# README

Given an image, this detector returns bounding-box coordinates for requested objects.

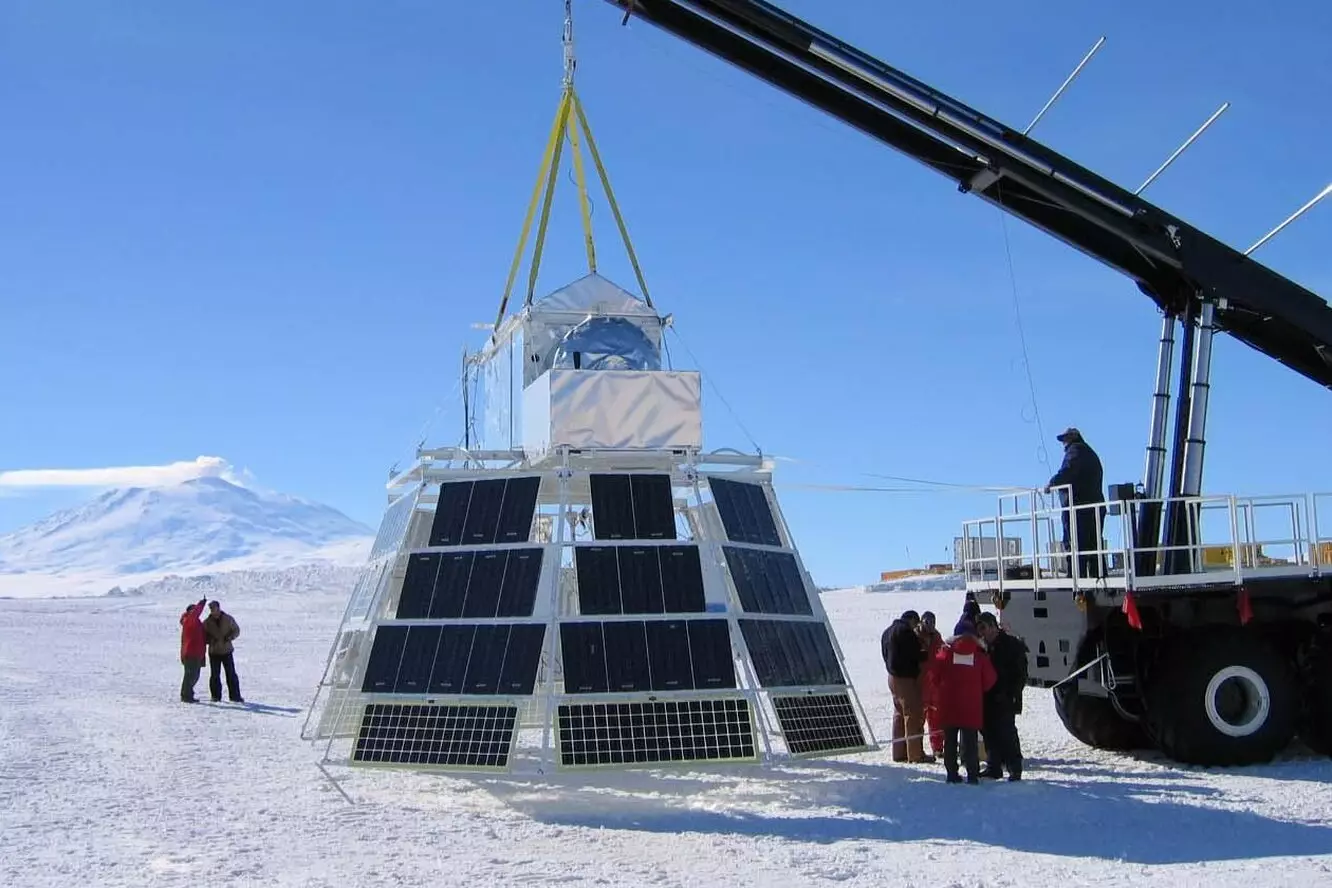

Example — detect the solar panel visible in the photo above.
[723,546,813,615]
[429,477,541,547]
[496,547,543,617]
[708,476,781,546]
[353,702,518,768]
[427,552,474,619]
[738,619,845,687]
[602,620,651,691]
[395,548,544,621]
[771,692,869,755]
[559,618,735,693]
[395,553,441,619]
[556,698,757,767]
[574,543,706,615]
[495,475,540,542]
[461,478,506,545]
[618,547,664,613]
[660,544,707,612]
[589,473,678,541]
[394,625,442,693]
[429,481,472,547]
[589,473,635,540]
[360,622,547,696]
[360,625,408,692]
[427,624,475,694]
[559,621,609,693]
[630,474,676,540]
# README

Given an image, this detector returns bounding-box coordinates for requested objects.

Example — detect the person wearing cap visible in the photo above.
[1044,427,1106,579]
[932,618,997,784]
[976,612,1029,781]
[881,610,934,763]
[178,597,208,703]
[203,600,244,704]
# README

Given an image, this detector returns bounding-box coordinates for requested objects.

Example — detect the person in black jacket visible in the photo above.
[975,612,1028,780]
[881,610,934,764]
[1045,427,1106,578]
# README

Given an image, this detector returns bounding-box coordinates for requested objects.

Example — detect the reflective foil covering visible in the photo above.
[474,273,668,451]
[551,317,661,372]
[523,369,702,455]
[523,274,663,386]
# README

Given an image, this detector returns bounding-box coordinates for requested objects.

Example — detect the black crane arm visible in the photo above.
[605,0,1332,389]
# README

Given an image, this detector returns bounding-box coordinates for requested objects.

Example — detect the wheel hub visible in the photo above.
[1204,665,1270,737]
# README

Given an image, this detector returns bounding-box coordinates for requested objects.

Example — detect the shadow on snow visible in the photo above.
[465,756,1332,865]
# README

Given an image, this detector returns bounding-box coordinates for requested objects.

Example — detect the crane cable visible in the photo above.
[493,0,653,333]
[996,181,1052,475]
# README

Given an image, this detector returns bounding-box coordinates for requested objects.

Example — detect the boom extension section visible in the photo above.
[606,0,1332,388]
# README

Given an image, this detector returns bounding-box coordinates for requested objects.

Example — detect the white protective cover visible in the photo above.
[522,369,702,456]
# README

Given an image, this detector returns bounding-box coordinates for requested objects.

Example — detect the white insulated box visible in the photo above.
[522,369,703,456]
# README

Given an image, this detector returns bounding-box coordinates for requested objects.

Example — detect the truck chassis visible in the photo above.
[962,490,1332,765]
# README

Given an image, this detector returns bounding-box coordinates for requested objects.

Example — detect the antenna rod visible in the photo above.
[1023,36,1105,136]
[1134,101,1230,195]
[1244,182,1332,256]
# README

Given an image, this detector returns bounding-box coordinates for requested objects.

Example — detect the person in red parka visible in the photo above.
[933,618,997,784]
[917,611,945,757]
[179,597,208,703]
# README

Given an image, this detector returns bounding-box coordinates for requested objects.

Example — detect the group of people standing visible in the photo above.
[179,598,245,704]
[881,595,1028,783]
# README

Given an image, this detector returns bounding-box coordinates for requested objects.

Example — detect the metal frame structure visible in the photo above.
[304,444,878,773]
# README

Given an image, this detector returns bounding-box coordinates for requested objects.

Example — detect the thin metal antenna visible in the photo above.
[1134,102,1230,195]
[1244,182,1332,256]
[1023,36,1105,136]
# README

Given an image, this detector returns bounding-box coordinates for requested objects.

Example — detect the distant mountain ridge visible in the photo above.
[0,476,373,598]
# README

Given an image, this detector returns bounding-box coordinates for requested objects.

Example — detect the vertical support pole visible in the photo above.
[1176,299,1216,575]
[1135,312,1176,577]
[1164,298,1198,575]
[1180,300,1216,498]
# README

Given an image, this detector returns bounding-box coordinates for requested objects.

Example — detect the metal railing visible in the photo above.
[958,487,1332,595]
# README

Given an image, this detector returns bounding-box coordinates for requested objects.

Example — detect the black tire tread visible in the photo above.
[1053,682,1152,751]
[1144,629,1298,767]
[1298,634,1332,757]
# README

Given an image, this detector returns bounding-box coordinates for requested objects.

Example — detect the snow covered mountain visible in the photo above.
[0,476,374,598]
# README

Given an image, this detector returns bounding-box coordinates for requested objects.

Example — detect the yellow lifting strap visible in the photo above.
[492,8,654,333]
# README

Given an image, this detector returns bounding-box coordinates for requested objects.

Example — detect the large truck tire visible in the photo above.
[1298,634,1332,756]
[1053,681,1152,751]
[1144,628,1298,766]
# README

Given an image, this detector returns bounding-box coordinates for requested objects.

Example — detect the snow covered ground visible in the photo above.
[3,580,1330,887]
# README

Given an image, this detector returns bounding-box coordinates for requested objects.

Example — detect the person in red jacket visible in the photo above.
[179,597,208,703]
[917,611,945,757]
[933,619,997,784]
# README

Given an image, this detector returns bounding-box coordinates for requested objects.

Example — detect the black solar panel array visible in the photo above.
[574,544,707,615]
[559,618,736,693]
[360,623,547,696]
[354,474,548,769]
[429,476,541,547]
[722,546,812,615]
[708,476,781,546]
[352,702,518,768]
[771,692,868,755]
[556,699,757,767]
[396,547,544,619]
[589,473,677,540]
[739,619,845,687]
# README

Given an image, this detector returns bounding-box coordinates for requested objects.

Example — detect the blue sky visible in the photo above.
[2,0,1330,587]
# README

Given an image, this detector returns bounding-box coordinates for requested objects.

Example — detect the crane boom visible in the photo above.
[605,0,1332,388]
